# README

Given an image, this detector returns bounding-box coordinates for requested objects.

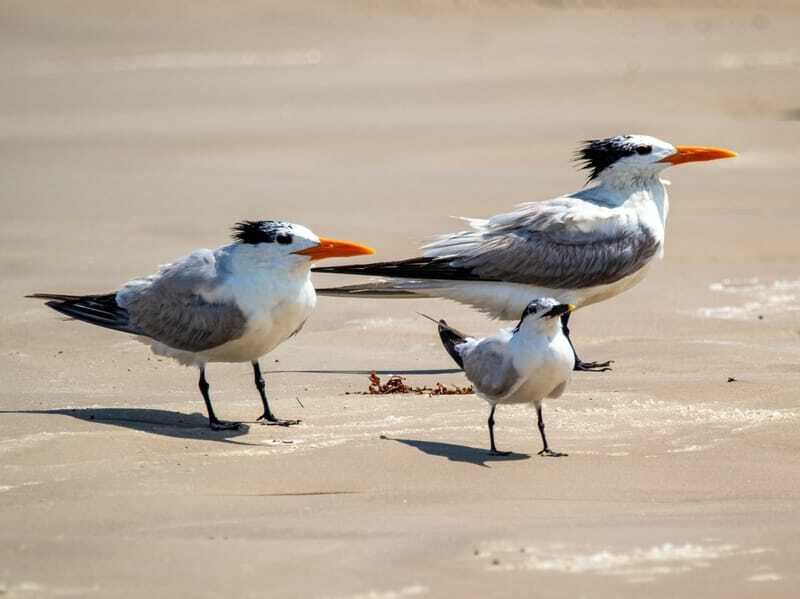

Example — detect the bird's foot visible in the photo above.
[574,359,613,372]
[257,414,301,427]
[489,449,512,457]
[209,420,242,431]
[537,448,568,457]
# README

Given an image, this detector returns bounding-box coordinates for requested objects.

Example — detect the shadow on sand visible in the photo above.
[384,436,529,467]
[267,368,461,376]
[0,408,258,445]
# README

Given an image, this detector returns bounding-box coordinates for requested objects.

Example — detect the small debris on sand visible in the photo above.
[351,372,473,396]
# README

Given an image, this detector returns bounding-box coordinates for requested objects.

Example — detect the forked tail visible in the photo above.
[316,281,423,298]
[26,292,137,335]
[418,312,468,370]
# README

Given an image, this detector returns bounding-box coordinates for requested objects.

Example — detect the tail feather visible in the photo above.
[27,292,138,335]
[313,256,485,282]
[316,281,425,298]
[417,313,467,370]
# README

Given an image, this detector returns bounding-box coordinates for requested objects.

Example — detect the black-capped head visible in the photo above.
[232,220,297,246]
[514,298,575,333]
[576,134,677,182]
[230,220,374,267]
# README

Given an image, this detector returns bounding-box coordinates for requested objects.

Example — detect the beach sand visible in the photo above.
[1,1,799,597]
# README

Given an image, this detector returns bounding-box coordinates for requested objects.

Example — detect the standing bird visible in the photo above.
[423,298,575,456]
[315,135,737,371]
[28,221,374,430]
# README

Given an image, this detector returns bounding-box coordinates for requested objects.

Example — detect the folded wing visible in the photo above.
[316,197,661,290]
[117,249,248,352]
[462,338,521,399]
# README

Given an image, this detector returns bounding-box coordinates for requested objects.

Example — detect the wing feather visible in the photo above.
[316,195,661,290]
[462,338,521,399]
[424,197,661,289]
[117,249,247,352]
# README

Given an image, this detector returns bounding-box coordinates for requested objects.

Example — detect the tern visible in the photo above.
[316,135,737,371]
[28,221,374,430]
[422,298,575,456]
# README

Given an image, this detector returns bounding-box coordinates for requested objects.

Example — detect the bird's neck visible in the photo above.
[588,172,669,229]
[513,319,562,345]
[223,245,309,275]
[220,247,314,320]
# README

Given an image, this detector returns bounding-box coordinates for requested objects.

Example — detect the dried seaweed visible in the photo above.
[345,372,473,396]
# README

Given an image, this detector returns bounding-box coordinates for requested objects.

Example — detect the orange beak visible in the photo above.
[293,237,375,261]
[659,145,738,165]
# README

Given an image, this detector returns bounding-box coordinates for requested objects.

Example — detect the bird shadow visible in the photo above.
[384,436,529,467]
[0,408,258,445]
[268,368,461,375]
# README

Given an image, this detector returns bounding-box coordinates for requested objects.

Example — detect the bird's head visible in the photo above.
[514,298,574,335]
[231,220,374,269]
[577,134,737,184]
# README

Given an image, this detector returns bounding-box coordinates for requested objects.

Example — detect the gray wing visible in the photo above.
[116,249,247,352]
[462,338,520,399]
[423,196,661,289]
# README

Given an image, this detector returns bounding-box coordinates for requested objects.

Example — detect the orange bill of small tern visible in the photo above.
[659,145,738,165]
[294,237,375,261]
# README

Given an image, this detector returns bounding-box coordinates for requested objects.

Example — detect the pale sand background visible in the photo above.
[1,1,799,597]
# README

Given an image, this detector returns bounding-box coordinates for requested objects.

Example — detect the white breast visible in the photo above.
[200,274,316,364]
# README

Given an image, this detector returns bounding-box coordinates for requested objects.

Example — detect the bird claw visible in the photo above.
[537,448,568,457]
[574,360,613,372]
[489,449,512,457]
[209,420,242,431]
[257,415,301,427]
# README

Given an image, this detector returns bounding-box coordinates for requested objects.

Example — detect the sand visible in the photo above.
[1,1,799,597]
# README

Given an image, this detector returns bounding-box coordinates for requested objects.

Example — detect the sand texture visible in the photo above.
[1,2,799,597]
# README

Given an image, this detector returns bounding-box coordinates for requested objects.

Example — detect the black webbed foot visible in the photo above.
[537,448,568,457]
[257,414,301,427]
[489,449,513,457]
[574,359,614,372]
[209,419,242,431]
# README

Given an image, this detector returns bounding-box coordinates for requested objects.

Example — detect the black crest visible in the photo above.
[576,135,650,181]
[232,220,294,245]
[512,299,550,332]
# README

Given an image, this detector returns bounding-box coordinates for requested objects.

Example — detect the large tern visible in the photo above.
[423,298,575,456]
[316,135,737,370]
[29,221,374,430]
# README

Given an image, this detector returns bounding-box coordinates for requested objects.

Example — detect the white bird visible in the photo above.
[316,135,737,371]
[29,221,374,430]
[423,298,575,456]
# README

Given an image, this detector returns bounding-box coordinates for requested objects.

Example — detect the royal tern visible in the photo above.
[316,135,736,371]
[29,221,374,430]
[423,298,575,456]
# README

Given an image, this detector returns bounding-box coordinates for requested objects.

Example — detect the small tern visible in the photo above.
[29,221,374,430]
[423,298,575,456]
[316,135,736,371]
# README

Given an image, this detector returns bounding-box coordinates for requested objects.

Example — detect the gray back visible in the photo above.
[117,249,247,352]
[429,198,661,289]
[462,338,520,399]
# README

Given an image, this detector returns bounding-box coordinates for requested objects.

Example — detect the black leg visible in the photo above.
[536,403,567,457]
[253,361,301,426]
[561,312,613,372]
[487,405,511,456]
[198,367,241,430]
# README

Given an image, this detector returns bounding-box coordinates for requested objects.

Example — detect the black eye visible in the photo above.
[276,233,293,245]
[636,145,652,155]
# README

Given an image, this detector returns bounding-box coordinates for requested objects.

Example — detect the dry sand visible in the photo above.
[1,1,799,597]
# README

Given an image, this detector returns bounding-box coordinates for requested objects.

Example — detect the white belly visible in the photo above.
[148,279,316,366]
[494,336,573,406]
[200,284,315,363]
